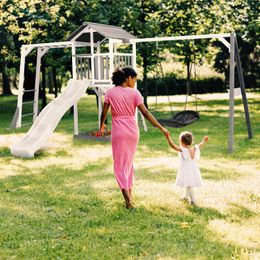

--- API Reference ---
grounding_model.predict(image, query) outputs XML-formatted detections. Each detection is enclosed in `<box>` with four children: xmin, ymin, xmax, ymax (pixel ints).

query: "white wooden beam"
<box><xmin>20</xmin><ymin>41</ymin><xmax>93</xmax><ymax>49</ymax></box>
<box><xmin>97</xmin><ymin>42</ymin><xmax>101</xmax><ymax>80</ymax></box>
<box><xmin>130</xmin><ymin>33</ymin><xmax>231</xmax><ymax>43</ymax></box>
<box><xmin>219</xmin><ymin>37</ymin><xmax>230</xmax><ymax>51</ymax></box>
<box><xmin>108</xmin><ymin>39</ymin><xmax>114</xmax><ymax>80</ymax></box>
<box><xmin>16</xmin><ymin>45</ymin><xmax>34</xmax><ymax>128</ymax></box>
<box><xmin>33</xmin><ymin>47</ymin><xmax>49</xmax><ymax>122</ymax></box>
<box><xmin>71</xmin><ymin>41</ymin><xmax>79</xmax><ymax>135</ymax></box>
<box><xmin>71</xmin><ymin>42</ymin><xmax>77</xmax><ymax>78</ymax></box>
<box><xmin>22</xmin><ymin>41</ymin><xmax>72</xmax><ymax>48</ymax></box>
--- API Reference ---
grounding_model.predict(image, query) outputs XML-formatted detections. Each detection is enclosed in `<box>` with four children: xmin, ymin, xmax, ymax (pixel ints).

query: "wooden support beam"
<box><xmin>228</xmin><ymin>33</ymin><xmax>235</xmax><ymax>153</ymax></box>
<box><xmin>234</xmin><ymin>37</ymin><xmax>253</xmax><ymax>138</ymax></box>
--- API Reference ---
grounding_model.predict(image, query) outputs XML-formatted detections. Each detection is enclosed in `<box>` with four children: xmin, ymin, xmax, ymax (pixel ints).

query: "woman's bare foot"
<box><xmin>125</xmin><ymin>201</ymin><xmax>134</xmax><ymax>209</ymax></box>
<box><xmin>122</xmin><ymin>189</ymin><xmax>134</xmax><ymax>209</ymax></box>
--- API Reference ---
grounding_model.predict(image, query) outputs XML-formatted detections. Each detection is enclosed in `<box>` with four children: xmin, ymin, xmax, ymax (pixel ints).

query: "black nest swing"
<box><xmin>157</xmin><ymin>83</ymin><xmax>200</xmax><ymax>128</ymax></box>
<box><xmin>158</xmin><ymin>110</ymin><xmax>200</xmax><ymax>128</ymax></box>
<box><xmin>154</xmin><ymin>43</ymin><xmax>200</xmax><ymax>128</ymax></box>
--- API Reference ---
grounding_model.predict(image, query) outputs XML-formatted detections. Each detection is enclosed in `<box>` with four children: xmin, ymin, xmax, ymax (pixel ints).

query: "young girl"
<box><xmin>166</xmin><ymin>131</ymin><xmax>208</xmax><ymax>205</ymax></box>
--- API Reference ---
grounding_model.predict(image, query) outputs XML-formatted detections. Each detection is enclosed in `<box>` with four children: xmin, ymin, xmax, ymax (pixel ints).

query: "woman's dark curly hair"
<box><xmin>111</xmin><ymin>67</ymin><xmax>137</xmax><ymax>86</ymax></box>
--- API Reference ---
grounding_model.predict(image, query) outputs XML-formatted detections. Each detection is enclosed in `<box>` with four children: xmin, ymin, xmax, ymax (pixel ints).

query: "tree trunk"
<box><xmin>2</xmin><ymin>65</ymin><xmax>12</xmax><ymax>95</ymax></box>
<box><xmin>12</xmin><ymin>71</ymin><xmax>18</xmax><ymax>90</ymax></box>
<box><xmin>48</xmin><ymin>70</ymin><xmax>54</xmax><ymax>94</ymax></box>
<box><xmin>52</xmin><ymin>66</ymin><xmax>58</xmax><ymax>97</ymax></box>
<box><xmin>186</xmin><ymin>61</ymin><xmax>191</xmax><ymax>95</ymax></box>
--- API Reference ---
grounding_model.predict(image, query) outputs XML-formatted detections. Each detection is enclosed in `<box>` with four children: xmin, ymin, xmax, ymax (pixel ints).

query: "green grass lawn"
<box><xmin>0</xmin><ymin>92</ymin><xmax>259</xmax><ymax>259</ymax></box>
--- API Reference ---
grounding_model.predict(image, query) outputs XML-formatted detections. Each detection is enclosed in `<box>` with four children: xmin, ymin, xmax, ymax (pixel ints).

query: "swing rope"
<box><xmin>184</xmin><ymin>40</ymin><xmax>198</xmax><ymax>112</ymax></box>
<box><xmin>193</xmin><ymin>40</ymin><xmax>198</xmax><ymax>113</ymax></box>
<box><xmin>155</xmin><ymin>42</ymin><xmax>174</xmax><ymax>115</ymax></box>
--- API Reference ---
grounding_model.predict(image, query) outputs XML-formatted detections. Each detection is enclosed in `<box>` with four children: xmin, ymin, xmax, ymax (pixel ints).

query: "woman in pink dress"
<box><xmin>99</xmin><ymin>67</ymin><xmax>169</xmax><ymax>209</ymax></box>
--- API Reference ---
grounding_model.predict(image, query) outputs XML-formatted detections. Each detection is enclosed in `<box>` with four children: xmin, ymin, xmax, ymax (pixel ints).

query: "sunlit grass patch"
<box><xmin>0</xmin><ymin>93</ymin><xmax>259</xmax><ymax>258</ymax></box>
<box><xmin>208</xmin><ymin>218</ymin><xmax>260</xmax><ymax>249</ymax></box>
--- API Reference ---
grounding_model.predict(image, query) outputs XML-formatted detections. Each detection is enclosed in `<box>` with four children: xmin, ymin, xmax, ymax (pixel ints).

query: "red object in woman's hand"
<box><xmin>95</xmin><ymin>130</ymin><xmax>102</xmax><ymax>137</ymax></box>
<box><xmin>89</xmin><ymin>128</ymin><xmax>111</xmax><ymax>137</ymax></box>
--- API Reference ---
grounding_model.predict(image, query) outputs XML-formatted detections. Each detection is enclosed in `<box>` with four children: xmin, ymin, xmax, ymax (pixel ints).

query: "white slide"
<box><xmin>11</xmin><ymin>79</ymin><xmax>90</xmax><ymax>158</ymax></box>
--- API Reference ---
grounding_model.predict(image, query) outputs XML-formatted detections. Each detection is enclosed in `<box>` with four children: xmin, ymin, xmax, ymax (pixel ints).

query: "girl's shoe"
<box><xmin>181</xmin><ymin>197</ymin><xmax>189</xmax><ymax>203</ymax></box>
<box><xmin>190</xmin><ymin>201</ymin><xmax>197</xmax><ymax>206</ymax></box>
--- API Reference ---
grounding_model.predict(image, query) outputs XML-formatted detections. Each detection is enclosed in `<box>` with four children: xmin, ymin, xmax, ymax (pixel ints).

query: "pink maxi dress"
<box><xmin>104</xmin><ymin>86</ymin><xmax>143</xmax><ymax>190</ymax></box>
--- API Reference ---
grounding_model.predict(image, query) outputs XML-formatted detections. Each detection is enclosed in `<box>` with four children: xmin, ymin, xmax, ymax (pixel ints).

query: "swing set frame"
<box><xmin>130</xmin><ymin>32</ymin><xmax>253</xmax><ymax>153</ymax></box>
<box><xmin>11</xmin><ymin>23</ymin><xmax>252</xmax><ymax>153</ymax></box>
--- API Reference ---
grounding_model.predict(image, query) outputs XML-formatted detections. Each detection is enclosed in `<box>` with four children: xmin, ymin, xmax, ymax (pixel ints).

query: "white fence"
<box><xmin>75</xmin><ymin>53</ymin><xmax>133</xmax><ymax>81</ymax></box>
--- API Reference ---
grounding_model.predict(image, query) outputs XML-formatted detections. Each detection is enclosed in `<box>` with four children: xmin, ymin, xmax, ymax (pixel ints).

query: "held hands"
<box><xmin>161</xmin><ymin>127</ymin><xmax>170</xmax><ymax>138</ymax></box>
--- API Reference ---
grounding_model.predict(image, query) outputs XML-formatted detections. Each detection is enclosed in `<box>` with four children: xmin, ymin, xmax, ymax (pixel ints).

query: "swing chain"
<box><xmin>184</xmin><ymin>40</ymin><xmax>198</xmax><ymax>112</ymax></box>
<box><xmin>155</xmin><ymin>42</ymin><xmax>174</xmax><ymax>114</ymax></box>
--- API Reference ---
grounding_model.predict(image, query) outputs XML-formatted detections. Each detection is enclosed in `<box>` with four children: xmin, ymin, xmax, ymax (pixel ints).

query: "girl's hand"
<box><xmin>203</xmin><ymin>136</ymin><xmax>209</xmax><ymax>142</ymax></box>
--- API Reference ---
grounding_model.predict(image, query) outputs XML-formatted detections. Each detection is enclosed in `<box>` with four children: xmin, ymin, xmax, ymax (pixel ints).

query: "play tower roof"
<box><xmin>67</xmin><ymin>22</ymin><xmax>136</xmax><ymax>43</ymax></box>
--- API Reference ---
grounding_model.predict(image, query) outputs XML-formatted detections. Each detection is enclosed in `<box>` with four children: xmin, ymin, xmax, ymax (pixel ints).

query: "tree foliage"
<box><xmin>0</xmin><ymin>0</ymin><xmax>258</xmax><ymax>98</ymax></box>
<box><xmin>211</xmin><ymin>0</ymin><xmax>259</xmax><ymax>87</ymax></box>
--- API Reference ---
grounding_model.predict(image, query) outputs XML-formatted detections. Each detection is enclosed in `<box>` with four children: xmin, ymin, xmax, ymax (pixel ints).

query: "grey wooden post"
<box><xmin>234</xmin><ymin>37</ymin><xmax>253</xmax><ymax>139</ymax></box>
<box><xmin>228</xmin><ymin>33</ymin><xmax>235</xmax><ymax>153</ymax></box>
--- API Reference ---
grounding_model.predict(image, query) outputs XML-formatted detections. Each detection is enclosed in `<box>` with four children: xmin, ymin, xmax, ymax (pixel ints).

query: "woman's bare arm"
<box><xmin>99</xmin><ymin>102</ymin><xmax>110</xmax><ymax>131</ymax></box>
<box><xmin>138</xmin><ymin>103</ymin><xmax>169</xmax><ymax>137</ymax></box>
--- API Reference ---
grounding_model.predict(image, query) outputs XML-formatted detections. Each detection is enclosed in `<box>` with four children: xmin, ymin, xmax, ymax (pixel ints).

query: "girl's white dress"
<box><xmin>175</xmin><ymin>145</ymin><xmax>203</xmax><ymax>187</ymax></box>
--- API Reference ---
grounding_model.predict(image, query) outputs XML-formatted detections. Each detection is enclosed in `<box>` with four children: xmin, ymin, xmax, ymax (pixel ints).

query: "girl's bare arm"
<box><xmin>167</xmin><ymin>136</ymin><xmax>182</xmax><ymax>152</ymax></box>
<box><xmin>198</xmin><ymin>136</ymin><xmax>209</xmax><ymax>149</ymax></box>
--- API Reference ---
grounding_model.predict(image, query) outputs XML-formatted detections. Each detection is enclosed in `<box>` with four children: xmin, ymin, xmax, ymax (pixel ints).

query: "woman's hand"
<box><xmin>96</xmin><ymin>124</ymin><xmax>106</xmax><ymax>136</ymax></box>
<box><xmin>161</xmin><ymin>127</ymin><xmax>170</xmax><ymax>138</ymax></box>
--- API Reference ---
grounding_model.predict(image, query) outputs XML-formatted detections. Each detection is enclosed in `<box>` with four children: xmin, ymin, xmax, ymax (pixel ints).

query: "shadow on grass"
<box><xmin>138</xmin><ymin>163</ymin><xmax>244</xmax><ymax>184</ymax></box>
<box><xmin>0</xmin><ymin>158</ymin><xmax>256</xmax><ymax>259</ymax></box>
<box><xmin>201</xmin><ymin>167</ymin><xmax>244</xmax><ymax>181</ymax></box>
<box><xmin>0</xmin><ymin>147</ymin><xmax>12</xmax><ymax>158</ymax></box>
<box><xmin>72</xmin><ymin>137</ymin><xmax>111</xmax><ymax>147</ymax></box>
<box><xmin>229</xmin><ymin>203</ymin><xmax>257</xmax><ymax>220</ymax></box>
<box><xmin>188</xmin><ymin>205</ymin><xmax>227</xmax><ymax>221</ymax></box>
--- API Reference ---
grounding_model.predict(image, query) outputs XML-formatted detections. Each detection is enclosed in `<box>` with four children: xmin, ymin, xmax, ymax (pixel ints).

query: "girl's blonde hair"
<box><xmin>179</xmin><ymin>131</ymin><xmax>193</xmax><ymax>146</ymax></box>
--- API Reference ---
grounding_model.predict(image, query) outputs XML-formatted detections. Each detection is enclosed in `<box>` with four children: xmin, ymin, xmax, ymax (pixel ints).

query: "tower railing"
<box><xmin>75</xmin><ymin>53</ymin><xmax>133</xmax><ymax>83</ymax></box>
